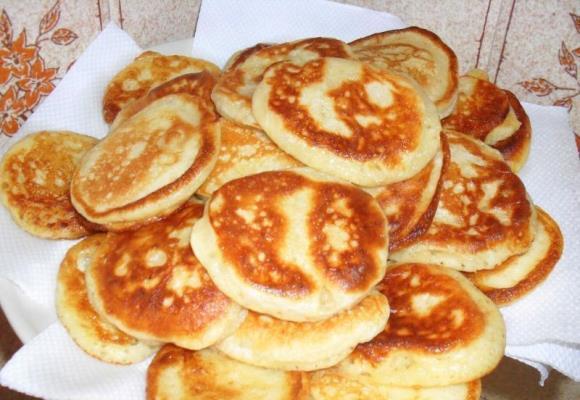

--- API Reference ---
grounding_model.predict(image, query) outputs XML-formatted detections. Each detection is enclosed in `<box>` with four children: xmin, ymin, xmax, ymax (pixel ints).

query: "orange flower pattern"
<box><xmin>0</xmin><ymin>1</ymin><xmax>77</xmax><ymax>137</ymax></box>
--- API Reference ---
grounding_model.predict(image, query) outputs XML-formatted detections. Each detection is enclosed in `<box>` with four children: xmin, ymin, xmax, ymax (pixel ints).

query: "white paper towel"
<box><xmin>1</xmin><ymin>1</ymin><xmax>579</xmax><ymax>399</ymax></box>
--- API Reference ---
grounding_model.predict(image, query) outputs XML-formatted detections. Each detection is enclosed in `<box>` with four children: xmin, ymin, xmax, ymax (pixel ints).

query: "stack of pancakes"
<box><xmin>0</xmin><ymin>27</ymin><xmax>564</xmax><ymax>400</ymax></box>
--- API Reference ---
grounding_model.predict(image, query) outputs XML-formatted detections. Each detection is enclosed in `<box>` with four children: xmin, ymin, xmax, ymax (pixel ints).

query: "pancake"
<box><xmin>71</xmin><ymin>93</ymin><xmax>220</xmax><ymax>231</ymax></box>
<box><xmin>103</xmin><ymin>51</ymin><xmax>220</xmax><ymax>123</ymax></box>
<box><xmin>0</xmin><ymin>131</ymin><xmax>97</xmax><ymax>239</ymax></box>
<box><xmin>223</xmin><ymin>42</ymin><xmax>273</xmax><ymax>72</ymax></box>
<box><xmin>147</xmin><ymin>345</ymin><xmax>309</xmax><ymax>400</ymax></box>
<box><xmin>111</xmin><ymin>71</ymin><xmax>217</xmax><ymax>131</ymax></box>
<box><xmin>191</xmin><ymin>168</ymin><xmax>388</xmax><ymax>322</ymax></box>
<box><xmin>216</xmin><ymin>291</ymin><xmax>389</xmax><ymax>371</ymax></box>
<box><xmin>390</xmin><ymin>130</ymin><xmax>536</xmax><ymax>271</ymax></box>
<box><xmin>365</xmin><ymin>131</ymin><xmax>449</xmax><ymax>251</ymax></box>
<box><xmin>85</xmin><ymin>201</ymin><xmax>247</xmax><ymax>350</ymax></box>
<box><xmin>197</xmin><ymin>119</ymin><xmax>302</xmax><ymax>197</ymax></box>
<box><xmin>351</xmin><ymin>26</ymin><xmax>459</xmax><ymax>118</ymax></box>
<box><xmin>56</xmin><ymin>234</ymin><xmax>158</xmax><ymax>364</ymax></box>
<box><xmin>253</xmin><ymin>57</ymin><xmax>441</xmax><ymax>186</ymax></box>
<box><xmin>334</xmin><ymin>263</ymin><xmax>505</xmax><ymax>387</ymax></box>
<box><xmin>466</xmin><ymin>207</ymin><xmax>563</xmax><ymax>306</ymax></box>
<box><xmin>212</xmin><ymin>37</ymin><xmax>353</xmax><ymax>128</ymax></box>
<box><xmin>310</xmin><ymin>369</ymin><xmax>481</xmax><ymax>400</ymax></box>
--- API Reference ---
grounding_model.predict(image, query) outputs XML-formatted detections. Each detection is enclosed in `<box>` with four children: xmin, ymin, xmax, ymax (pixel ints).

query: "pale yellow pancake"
<box><xmin>192</xmin><ymin>168</ymin><xmax>388</xmax><ymax>322</ymax></box>
<box><xmin>56</xmin><ymin>234</ymin><xmax>158</xmax><ymax>364</ymax></box>
<box><xmin>147</xmin><ymin>345</ymin><xmax>309</xmax><ymax>400</ymax></box>
<box><xmin>0</xmin><ymin>131</ymin><xmax>97</xmax><ymax>239</ymax></box>
<box><xmin>253</xmin><ymin>57</ymin><xmax>441</xmax><ymax>186</ymax></box>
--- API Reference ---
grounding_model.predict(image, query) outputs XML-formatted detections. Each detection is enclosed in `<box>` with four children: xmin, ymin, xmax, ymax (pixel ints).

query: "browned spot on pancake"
<box><xmin>92</xmin><ymin>202</ymin><xmax>235</xmax><ymax>338</ymax></box>
<box><xmin>467</xmin><ymin>380</ymin><xmax>482</xmax><ymax>400</ymax></box>
<box><xmin>355</xmin><ymin>264</ymin><xmax>485</xmax><ymax>361</ymax></box>
<box><xmin>443</xmin><ymin>78</ymin><xmax>509</xmax><ymax>141</ymax></box>
<box><xmin>267</xmin><ymin>60</ymin><xmax>421</xmax><ymax>163</ymax></box>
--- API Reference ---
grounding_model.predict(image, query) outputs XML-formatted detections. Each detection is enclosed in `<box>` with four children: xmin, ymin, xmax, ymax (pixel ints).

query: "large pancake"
<box><xmin>191</xmin><ymin>168</ymin><xmax>388</xmax><ymax>322</ymax></box>
<box><xmin>351</xmin><ymin>26</ymin><xmax>459</xmax><ymax>118</ymax></box>
<box><xmin>85</xmin><ymin>201</ymin><xmax>247</xmax><ymax>350</ymax></box>
<box><xmin>390</xmin><ymin>130</ymin><xmax>536</xmax><ymax>271</ymax></box>
<box><xmin>111</xmin><ymin>71</ymin><xmax>217</xmax><ymax>131</ymax></box>
<box><xmin>56</xmin><ymin>234</ymin><xmax>158</xmax><ymax>364</ymax></box>
<box><xmin>216</xmin><ymin>291</ymin><xmax>389</xmax><ymax>371</ymax></box>
<box><xmin>365</xmin><ymin>131</ymin><xmax>449</xmax><ymax>251</ymax></box>
<box><xmin>0</xmin><ymin>131</ymin><xmax>97</xmax><ymax>239</ymax></box>
<box><xmin>197</xmin><ymin>119</ymin><xmax>302</xmax><ymax>197</ymax></box>
<box><xmin>147</xmin><ymin>345</ymin><xmax>309</xmax><ymax>400</ymax></box>
<box><xmin>335</xmin><ymin>263</ymin><xmax>505</xmax><ymax>387</ymax></box>
<box><xmin>310</xmin><ymin>369</ymin><xmax>481</xmax><ymax>400</ymax></box>
<box><xmin>253</xmin><ymin>57</ymin><xmax>441</xmax><ymax>186</ymax></box>
<box><xmin>212</xmin><ymin>38</ymin><xmax>353</xmax><ymax>128</ymax></box>
<box><xmin>103</xmin><ymin>51</ymin><xmax>220</xmax><ymax>123</ymax></box>
<box><xmin>466</xmin><ymin>207</ymin><xmax>563</xmax><ymax>306</ymax></box>
<box><xmin>71</xmin><ymin>93</ymin><xmax>220</xmax><ymax>231</ymax></box>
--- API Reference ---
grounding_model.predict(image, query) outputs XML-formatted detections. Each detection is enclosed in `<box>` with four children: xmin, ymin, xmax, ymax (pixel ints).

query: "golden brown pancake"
<box><xmin>191</xmin><ymin>168</ymin><xmax>388</xmax><ymax>322</ymax></box>
<box><xmin>212</xmin><ymin>37</ymin><xmax>353</xmax><ymax>128</ymax></box>
<box><xmin>71</xmin><ymin>93</ymin><xmax>220</xmax><ymax>231</ymax></box>
<box><xmin>0</xmin><ymin>131</ymin><xmax>97</xmax><ymax>239</ymax></box>
<box><xmin>216</xmin><ymin>291</ymin><xmax>389</xmax><ymax>371</ymax></box>
<box><xmin>56</xmin><ymin>234</ymin><xmax>158</xmax><ymax>364</ymax></box>
<box><xmin>197</xmin><ymin>119</ymin><xmax>302</xmax><ymax>197</ymax></box>
<box><xmin>253</xmin><ymin>57</ymin><xmax>441</xmax><ymax>186</ymax></box>
<box><xmin>85</xmin><ymin>201</ymin><xmax>246</xmax><ymax>350</ymax></box>
<box><xmin>334</xmin><ymin>263</ymin><xmax>505</xmax><ymax>387</ymax></box>
<box><xmin>365</xmin><ymin>132</ymin><xmax>449</xmax><ymax>251</ymax></box>
<box><xmin>147</xmin><ymin>345</ymin><xmax>309</xmax><ymax>400</ymax></box>
<box><xmin>390</xmin><ymin>130</ymin><xmax>536</xmax><ymax>271</ymax></box>
<box><xmin>466</xmin><ymin>207</ymin><xmax>563</xmax><ymax>306</ymax></box>
<box><xmin>223</xmin><ymin>42</ymin><xmax>274</xmax><ymax>71</ymax></box>
<box><xmin>103</xmin><ymin>51</ymin><xmax>220</xmax><ymax>123</ymax></box>
<box><xmin>351</xmin><ymin>26</ymin><xmax>459</xmax><ymax>118</ymax></box>
<box><xmin>111</xmin><ymin>71</ymin><xmax>217</xmax><ymax>131</ymax></box>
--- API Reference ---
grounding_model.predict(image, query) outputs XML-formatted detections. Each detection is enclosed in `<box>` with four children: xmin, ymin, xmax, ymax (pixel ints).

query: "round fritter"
<box><xmin>466</xmin><ymin>207</ymin><xmax>563</xmax><ymax>306</ymax></box>
<box><xmin>216</xmin><ymin>291</ymin><xmax>389</xmax><ymax>371</ymax></box>
<box><xmin>390</xmin><ymin>130</ymin><xmax>536</xmax><ymax>271</ymax></box>
<box><xmin>197</xmin><ymin>119</ymin><xmax>302</xmax><ymax>197</ymax></box>
<box><xmin>365</xmin><ymin>131</ymin><xmax>449</xmax><ymax>251</ymax></box>
<box><xmin>191</xmin><ymin>168</ymin><xmax>389</xmax><ymax>322</ymax></box>
<box><xmin>212</xmin><ymin>37</ymin><xmax>353</xmax><ymax>128</ymax></box>
<box><xmin>222</xmin><ymin>42</ymin><xmax>274</xmax><ymax>71</ymax></box>
<box><xmin>147</xmin><ymin>345</ymin><xmax>309</xmax><ymax>400</ymax></box>
<box><xmin>252</xmin><ymin>57</ymin><xmax>441</xmax><ymax>186</ymax></box>
<box><xmin>334</xmin><ymin>263</ymin><xmax>505</xmax><ymax>387</ymax></box>
<box><xmin>56</xmin><ymin>234</ymin><xmax>158</xmax><ymax>364</ymax></box>
<box><xmin>71</xmin><ymin>93</ymin><xmax>220</xmax><ymax>231</ymax></box>
<box><xmin>85</xmin><ymin>201</ymin><xmax>247</xmax><ymax>350</ymax></box>
<box><xmin>351</xmin><ymin>26</ymin><xmax>459</xmax><ymax>118</ymax></box>
<box><xmin>0</xmin><ymin>131</ymin><xmax>97</xmax><ymax>239</ymax></box>
<box><xmin>103</xmin><ymin>51</ymin><xmax>220</xmax><ymax>124</ymax></box>
<box><xmin>111</xmin><ymin>71</ymin><xmax>217</xmax><ymax>131</ymax></box>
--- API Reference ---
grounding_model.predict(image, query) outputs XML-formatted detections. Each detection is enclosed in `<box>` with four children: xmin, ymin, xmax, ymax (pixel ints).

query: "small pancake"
<box><xmin>71</xmin><ymin>93</ymin><xmax>220</xmax><ymax>231</ymax></box>
<box><xmin>351</xmin><ymin>26</ymin><xmax>459</xmax><ymax>118</ymax></box>
<box><xmin>197</xmin><ymin>119</ymin><xmax>302</xmax><ymax>197</ymax></box>
<box><xmin>253</xmin><ymin>57</ymin><xmax>441</xmax><ymax>186</ymax></box>
<box><xmin>365</xmin><ymin>132</ymin><xmax>449</xmax><ymax>251</ymax></box>
<box><xmin>310</xmin><ymin>369</ymin><xmax>481</xmax><ymax>400</ymax></box>
<box><xmin>335</xmin><ymin>263</ymin><xmax>505</xmax><ymax>387</ymax></box>
<box><xmin>103</xmin><ymin>51</ymin><xmax>220</xmax><ymax>123</ymax></box>
<box><xmin>56</xmin><ymin>234</ymin><xmax>158</xmax><ymax>364</ymax></box>
<box><xmin>111</xmin><ymin>71</ymin><xmax>217</xmax><ymax>131</ymax></box>
<box><xmin>216</xmin><ymin>291</ymin><xmax>389</xmax><ymax>371</ymax></box>
<box><xmin>223</xmin><ymin>42</ymin><xmax>274</xmax><ymax>72</ymax></box>
<box><xmin>390</xmin><ymin>130</ymin><xmax>536</xmax><ymax>271</ymax></box>
<box><xmin>147</xmin><ymin>345</ymin><xmax>309</xmax><ymax>400</ymax></box>
<box><xmin>212</xmin><ymin>37</ymin><xmax>353</xmax><ymax>128</ymax></box>
<box><xmin>466</xmin><ymin>207</ymin><xmax>563</xmax><ymax>306</ymax></box>
<box><xmin>0</xmin><ymin>131</ymin><xmax>97</xmax><ymax>239</ymax></box>
<box><xmin>191</xmin><ymin>168</ymin><xmax>388</xmax><ymax>322</ymax></box>
<box><xmin>85</xmin><ymin>201</ymin><xmax>247</xmax><ymax>350</ymax></box>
